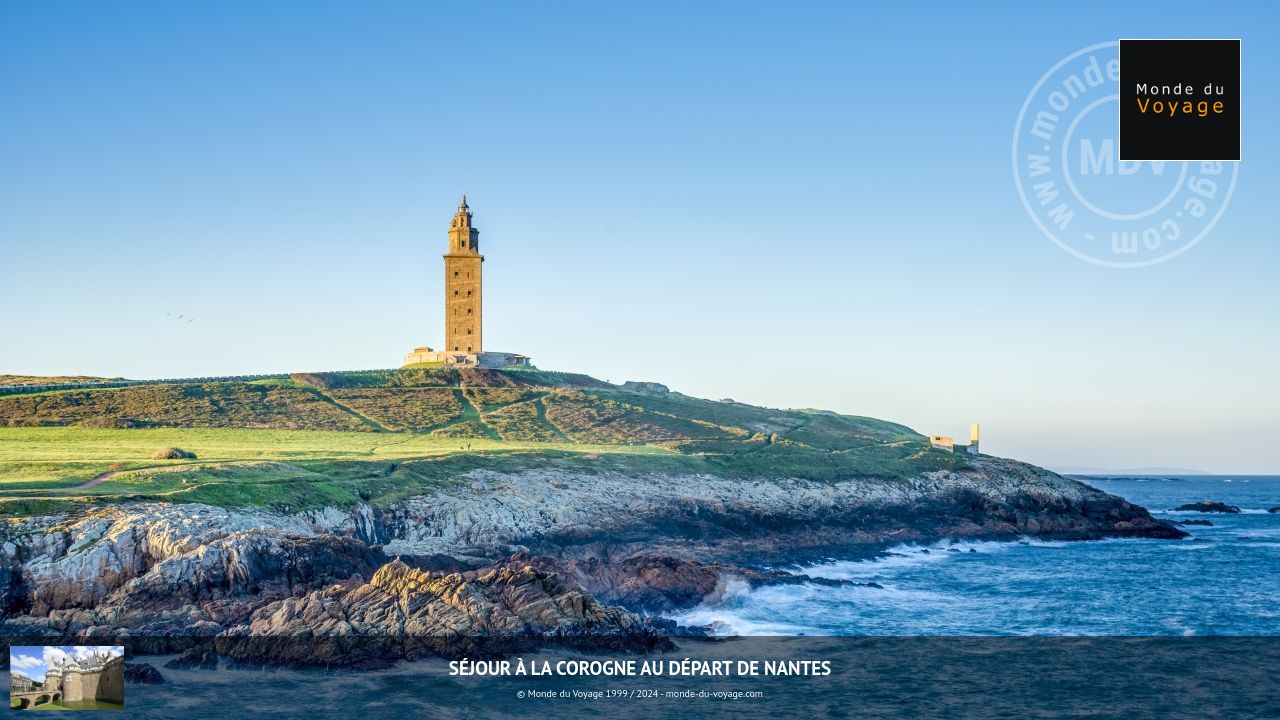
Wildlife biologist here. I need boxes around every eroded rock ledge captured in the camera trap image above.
[0,457,1184,663]
[212,559,667,666]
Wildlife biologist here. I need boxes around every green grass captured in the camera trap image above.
[0,425,964,517]
[0,426,677,514]
[32,700,124,710]
[0,368,967,516]
[0,426,666,477]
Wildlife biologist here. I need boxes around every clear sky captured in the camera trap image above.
[1,2,1277,473]
[9,646,123,683]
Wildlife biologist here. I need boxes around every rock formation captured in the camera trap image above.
[216,559,667,666]
[0,455,1184,664]
[1173,500,1241,513]
[123,663,165,684]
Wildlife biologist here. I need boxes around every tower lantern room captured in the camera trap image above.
[448,194,479,253]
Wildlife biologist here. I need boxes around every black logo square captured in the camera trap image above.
[1119,39,1240,161]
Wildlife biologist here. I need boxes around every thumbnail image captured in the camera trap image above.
[9,647,124,711]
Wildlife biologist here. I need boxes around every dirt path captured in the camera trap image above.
[423,388,503,440]
[300,387,392,432]
[534,396,572,442]
[68,465,171,491]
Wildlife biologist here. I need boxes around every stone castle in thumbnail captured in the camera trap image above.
[403,197,530,369]
[9,650,124,709]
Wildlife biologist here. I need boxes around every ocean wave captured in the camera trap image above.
[798,537,1115,582]
[670,579,818,635]
[666,519,1280,636]
[672,611,815,636]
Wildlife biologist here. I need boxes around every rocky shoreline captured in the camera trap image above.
[0,455,1184,665]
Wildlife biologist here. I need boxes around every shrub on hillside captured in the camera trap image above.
[0,383,372,432]
[290,373,340,389]
[79,417,145,429]
[153,447,197,460]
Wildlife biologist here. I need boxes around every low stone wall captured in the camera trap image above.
[402,350,529,368]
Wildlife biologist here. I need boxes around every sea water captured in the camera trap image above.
[670,476,1280,636]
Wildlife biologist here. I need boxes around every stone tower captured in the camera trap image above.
[401,197,530,369]
[444,195,483,353]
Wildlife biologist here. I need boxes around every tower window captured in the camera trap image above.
[453,271,458,277]
[467,309,472,315]
[467,290,472,296]
[467,328,472,335]
[454,290,459,296]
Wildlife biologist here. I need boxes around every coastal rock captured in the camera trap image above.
[1173,500,1241,514]
[1,504,383,635]
[621,381,670,394]
[0,455,1185,643]
[217,559,668,665]
[482,553,868,613]
[123,662,165,684]
[373,456,1184,569]
[1269,507,1280,514]
[164,648,218,671]
[486,554,725,612]
[1174,519,1214,527]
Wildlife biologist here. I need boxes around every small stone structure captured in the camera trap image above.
[403,197,532,369]
[404,347,531,368]
[930,423,981,454]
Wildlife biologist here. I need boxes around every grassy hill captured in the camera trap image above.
[0,367,968,516]
[0,374,119,387]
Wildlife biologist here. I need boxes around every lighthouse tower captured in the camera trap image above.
[444,196,483,353]
[402,197,531,369]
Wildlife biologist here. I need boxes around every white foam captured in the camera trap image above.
[800,537,1085,582]
[669,603,815,636]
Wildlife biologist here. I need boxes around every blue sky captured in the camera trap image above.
[9,646,123,683]
[1,2,1277,473]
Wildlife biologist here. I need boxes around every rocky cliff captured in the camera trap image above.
[0,454,1182,663]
